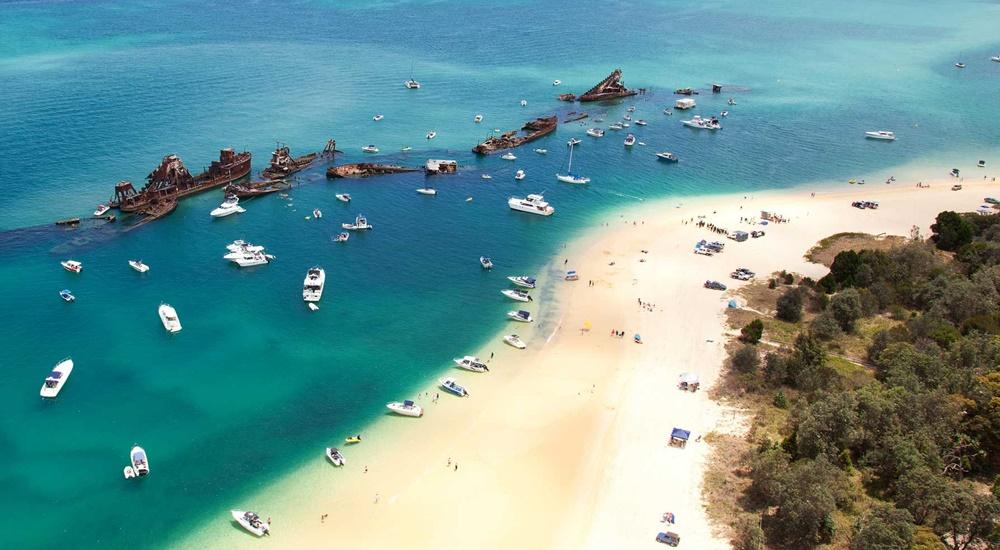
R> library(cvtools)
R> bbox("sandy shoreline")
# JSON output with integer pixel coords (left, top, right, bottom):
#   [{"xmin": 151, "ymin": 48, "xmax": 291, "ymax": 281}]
[{"xmin": 181, "ymin": 169, "xmax": 998, "ymax": 549}]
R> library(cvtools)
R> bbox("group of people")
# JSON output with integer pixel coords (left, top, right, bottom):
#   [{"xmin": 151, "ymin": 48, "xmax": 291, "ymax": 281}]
[{"xmin": 695, "ymin": 220, "xmax": 729, "ymax": 235}]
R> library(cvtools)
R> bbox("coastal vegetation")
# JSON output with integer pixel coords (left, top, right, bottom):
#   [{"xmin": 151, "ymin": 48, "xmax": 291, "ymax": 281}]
[{"xmin": 708, "ymin": 213, "xmax": 1000, "ymax": 549}]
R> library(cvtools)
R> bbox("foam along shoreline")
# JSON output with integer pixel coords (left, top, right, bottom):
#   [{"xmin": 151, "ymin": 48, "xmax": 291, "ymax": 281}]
[{"xmin": 181, "ymin": 169, "xmax": 998, "ymax": 549}]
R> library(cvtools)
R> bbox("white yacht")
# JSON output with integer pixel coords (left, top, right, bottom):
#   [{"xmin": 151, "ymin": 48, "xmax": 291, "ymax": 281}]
[
  {"xmin": 865, "ymin": 130, "xmax": 896, "ymax": 141},
  {"xmin": 608, "ymin": 122, "xmax": 624, "ymax": 131},
  {"xmin": 453, "ymin": 355, "xmax": 489, "ymax": 373},
  {"xmin": 404, "ymin": 79, "xmax": 421, "ymax": 89},
  {"xmin": 557, "ymin": 142, "xmax": 590, "ymax": 184},
  {"xmin": 158, "ymin": 303, "xmax": 182, "ymax": 333},
  {"xmin": 231, "ymin": 510, "xmax": 270, "ymax": 537},
  {"xmin": 61, "ymin": 260, "xmax": 83, "ymax": 273},
  {"xmin": 682, "ymin": 115, "xmax": 722, "ymax": 130},
  {"xmin": 426, "ymin": 131, "xmax": 437, "ymax": 140},
  {"xmin": 552, "ymin": 79, "xmax": 562, "ymax": 86},
  {"xmin": 128, "ymin": 260, "xmax": 150, "ymax": 273},
  {"xmin": 229, "ymin": 252, "xmax": 271, "ymax": 267},
  {"xmin": 416, "ymin": 187, "xmax": 437, "ymax": 195},
  {"xmin": 657, "ymin": 151, "xmax": 679, "ymax": 162},
  {"xmin": 508, "ymin": 194, "xmax": 555, "ymax": 216},
  {"xmin": 386, "ymin": 400, "xmax": 423, "ymax": 417},
  {"xmin": 586, "ymin": 128, "xmax": 605, "ymax": 138},
  {"xmin": 210, "ymin": 196, "xmax": 246, "ymax": 218},
  {"xmin": 342, "ymin": 215, "xmax": 373, "ymax": 230},
  {"xmin": 503, "ymin": 334, "xmax": 526, "ymax": 349},
  {"xmin": 566, "ymin": 137, "xmax": 582, "ymax": 146},
  {"xmin": 40, "ymin": 358, "xmax": 74, "ymax": 398},
  {"xmin": 224, "ymin": 241, "xmax": 265, "ymax": 255},
  {"xmin": 514, "ymin": 169, "xmax": 525, "ymax": 180},
  {"xmin": 362, "ymin": 145, "xmax": 379, "ymax": 153},
  {"xmin": 303, "ymin": 267, "xmax": 325, "ymax": 302},
  {"xmin": 501, "ymin": 289, "xmax": 532, "ymax": 302},
  {"xmin": 474, "ymin": 114, "xmax": 484, "ymax": 123},
  {"xmin": 326, "ymin": 447, "xmax": 345, "ymax": 466},
  {"xmin": 131, "ymin": 445, "xmax": 150, "ymax": 477},
  {"xmin": 501, "ymin": 152, "xmax": 517, "ymax": 161},
  {"xmin": 534, "ymin": 148, "xmax": 547, "ymax": 154},
  {"xmin": 624, "ymin": 133, "xmax": 637, "ymax": 147},
  {"xmin": 335, "ymin": 193, "xmax": 351, "ymax": 203},
  {"xmin": 372, "ymin": 114, "xmax": 384, "ymax": 122},
  {"xmin": 507, "ymin": 310, "xmax": 534, "ymax": 322},
  {"xmin": 507, "ymin": 275, "xmax": 536, "ymax": 288},
  {"xmin": 94, "ymin": 204, "xmax": 110, "ymax": 217},
  {"xmin": 440, "ymin": 377, "xmax": 469, "ymax": 397}
]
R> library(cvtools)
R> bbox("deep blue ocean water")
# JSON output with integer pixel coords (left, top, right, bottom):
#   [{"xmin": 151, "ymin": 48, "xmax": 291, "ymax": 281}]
[{"xmin": 1, "ymin": 0, "xmax": 999, "ymax": 547}]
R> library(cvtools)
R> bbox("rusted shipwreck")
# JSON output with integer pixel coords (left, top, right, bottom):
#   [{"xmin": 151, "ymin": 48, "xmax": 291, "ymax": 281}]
[
  {"xmin": 262, "ymin": 144, "xmax": 319, "ymax": 180},
  {"xmin": 110, "ymin": 148, "xmax": 251, "ymax": 218},
  {"xmin": 472, "ymin": 115, "xmax": 557, "ymax": 155},
  {"xmin": 225, "ymin": 178, "xmax": 291, "ymax": 198},
  {"xmin": 568, "ymin": 68, "xmax": 638, "ymax": 103},
  {"xmin": 326, "ymin": 163, "xmax": 419, "ymax": 179}
]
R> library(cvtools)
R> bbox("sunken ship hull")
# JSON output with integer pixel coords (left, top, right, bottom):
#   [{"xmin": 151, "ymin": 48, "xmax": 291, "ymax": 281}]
[
  {"xmin": 326, "ymin": 163, "xmax": 419, "ymax": 179},
  {"xmin": 261, "ymin": 145, "xmax": 318, "ymax": 180},
  {"xmin": 225, "ymin": 179, "xmax": 291, "ymax": 198},
  {"xmin": 472, "ymin": 115, "xmax": 558, "ymax": 155},
  {"xmin": 578, "ymin": 68, "xmax": 637, "ymax": 102}
]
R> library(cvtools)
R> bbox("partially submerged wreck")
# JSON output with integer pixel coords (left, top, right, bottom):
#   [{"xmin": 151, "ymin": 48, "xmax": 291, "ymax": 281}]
[
  {"xmin": 262, "ymin": 144, "xmax": 318, "ymax": 180},
  {"xmin": 578, "ymin": 68, "xmax": 637, "ymax": 102},
  {"xmin": 326, "ymin": 163, "xmax": 419, "ymax": 179},
  {"xmin": 425, "ymin": 159, "xmax": 457, "ymax": 175},
  {"xmin": 225, "ymin": 179, "xmax": 291, "ymax": 198},
  {"xmin": 471, "ymin": 115, "xmax": 558, "ymax": 155}
]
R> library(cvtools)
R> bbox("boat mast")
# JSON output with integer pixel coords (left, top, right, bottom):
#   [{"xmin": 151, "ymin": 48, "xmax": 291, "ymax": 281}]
[{"xmin": 567, "ymin": 142, "xmax": 575, "ymax": 175}]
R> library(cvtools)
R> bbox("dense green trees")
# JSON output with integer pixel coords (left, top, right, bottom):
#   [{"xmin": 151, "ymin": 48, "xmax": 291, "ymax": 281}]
[
  {"xmin": 850, "ymin": 503, "xmax": 914, "ymax": 550},
  {"xmin": 740, "ymin": 319, "xmax": 764, "ymax": 344},
  {"xmin": 931, "ymin": 211, "xmax": 975, "ymax": 251},
  {"xmin": 776, "ymin": 287, "xmax": 804, "ymax": 322}
]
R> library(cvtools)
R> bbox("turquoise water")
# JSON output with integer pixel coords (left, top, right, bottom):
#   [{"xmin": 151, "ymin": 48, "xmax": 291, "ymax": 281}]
[{"xmin": 1, "ymin": 0, "xmax": 999, "ymax": 547}]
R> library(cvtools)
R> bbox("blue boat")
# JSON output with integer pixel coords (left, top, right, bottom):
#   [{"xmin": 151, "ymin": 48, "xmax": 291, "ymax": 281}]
[
  {"xmin": 59, "ymin": 289, "xmax": 75, "ymax": 302},
  {"xmin": 439, "ymin": 377, "xmax": 469, "ymax": 397}
]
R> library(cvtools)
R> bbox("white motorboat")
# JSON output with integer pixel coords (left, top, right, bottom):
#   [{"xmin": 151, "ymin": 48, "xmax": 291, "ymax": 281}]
[
  {"xmin": 59, "ymin": 289, "xmax": 75, "ymax": 302},
  {"xmin": 40, "ymin": 358, "xmax": 74, "ymax": 398},
  {"xmin": 657, "ymin": 151, "xmax": 679, "ymax": 162},
  {"xmin": 362, "ymin": 145, "xmax": 379, "ymax": 153},
  {"xmin": 520, "ymin": 99, "xmax": 528, "ymax": 107},
  {"xmin": 386, "ymin": 400, "xmax": 423, "ymax": 417},
  {"xmin": 954, "ymin": 62, "xmax": 965, "ymax": 68},
  {"xmin": 682, "ymin": 115, "xmax": 722, "ymax": 130},
  {"xmin": 426, "ymin": 131, "xmax": 437, "ymax": 140},
  {"xmin": 342, "ymin": 215, "xmax": 373, "ymax": 230},
  {"xmin": 231, "ymin": 510, "xmax": 270, "ymax": 537},
  {"xmin": 440, "ymin": 377, "xmax": 469, "ymax": 397},
  {"xmin": 635, "ymin": 119, "xmax": 648, "ymax": 126},
  {"xmin": 131, "ymin": 445, "xmax": 150, "ymax": 477},
  {"xmin": 503, "ymin": 334, "xmax": 526, "ymax": 349},
  {"xmin": 623, "ymin": 114, "xmax": 632, "ymax": 121},
  {"xmin": 865, "ymin": 130, "xmax": 896, "ymax": 141},
  {"xmin": 94, "ymin": 204, "xmax": 110, "ymax": 217},
  {"xmin": 501, "ymin": 289, "xmax": 532, "ymax": 302},
  {"xmin": 586, "ymin": 128, "xmax": 605, "ymax": 138},
  {"xmin": 480, "ymin": 256, "xmax": 493, "ymax": 270},
  {"xmin": 727, "ymin": 97, "xmax": 736, "ymax": 105},
  {"xmin": 624, "ymin": 133, "xmax": 636, "ymax": 147},
  {"xmin": 507, "ymin": 275, "xmax": 536, "ymax": 288},
  {"xmin": 627, "ymin": 105, "xmax": 636, "ymax": 112},
  {"xmin": 401, "ymin": 146, "xmax": 412, "ymax": 152},
  {"xmin": 158, "ymin": 303, "xmax": 182, "ymax": 333},
  {"xmin": 335, "ymin": 193, "xmax": 351, "ymax": 203},
  {"xmin": 124, "ymin": 466, "xmax": 136, "ymax": 479},
  {"xmin": 566, "ymin": 138, "xmax": 582, "ymax": 146},
  {"xmin": 621, "ymin": 122, "xmax": 630, "ymax": 128},
  {"xmin": 325, "ymin": 447, "xmax": 346, "ymax": 466},
  {"xmin": 608, "ymin": 122, "xmax": 624, "ymax": 131},
  {"xmin": 333, "ymin": 232, "xmax": 350, "ymax": 243},
  {"xmin": 307, "ymin": 303, "xmax": 319, "ymax": 311},
  {"xmin": 129, "ymin": 260, "xmax": 150, "ymax": 273},
  {"xmin": 416, "ymin": 187, "xmax": 437, "ymax": 195},
  {"xmin": 227, "ymin": 240, "xmax": 264, "ymax": 253},
  {"xmin": 507, "ymin": 309, "xmax": 534, "ymax": 322},
  {"xmin": 372, "ymin": 114, "xmax": 383, "ymax": 121},
  {"xmin": 514, "ymin": 169, "xmax": 525, "ymax": 180},
  {"xmin": 992, "ymin": 55, "xmax": 1000, "ymax": 62},
  {"xmin": 534, "ymin": 148, "xmax": 547, "ymax": 154},
  {"xmin": 663, "ymin": 108, "xmax": 674, "ymax": 115},
  {"xmin": 404, "ymin": 79, "xmax": 421, "ymax": 89},
  {"xmin": 230, "ymin": 252, "xmax": 271, "ymax": 267},
  {"xmin": 303, "ymin": 266, "xmax": 325, "ymax": 302},
  {"xmin": 508, "ymin": 193, "xmax": 555, "ymax": 216},
  {"xmin": 501, "ymin": 152, "xmax": 517, "ymax": 161},
  {"xmin": 453, "ymin": 355, "xmax": 489, "ymax": 373},
  {"xmin": 210, "ymin": 196, "xmax": 246, "ymax": 218},
  {"xmin": 61, "ymin": 260, "xmax": 83, "ymax": 273},
  {"xmin": 474, "ymin": 114, "xmax": 483, "ymax": 123},
  {"xmin": 720, "ymin": 111, "xmax": 729, "ymax": 117},
  {"xmin": 312, "ymin": 208, "xmax": 322, "ymax": 218},
  {"xmin": 552, "ymin": 79, "xmax": 562, "ymax": 86},
  {"xmin": 481, "ymin": 173, "xmax": 492, "ymax": 180},
  {"xmin": 557, "ymin": 142, "xmax": 590, "ymax": 184}
]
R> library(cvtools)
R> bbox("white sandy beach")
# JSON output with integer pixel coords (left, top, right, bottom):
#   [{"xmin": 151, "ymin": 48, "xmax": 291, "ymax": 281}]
[{"xmin": 182, "ymin": 171, "xmax": 998, "ymax": 549}]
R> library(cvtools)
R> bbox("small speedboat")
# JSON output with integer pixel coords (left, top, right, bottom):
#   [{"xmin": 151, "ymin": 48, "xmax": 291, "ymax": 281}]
[
  {"xmin": 682, "ymin": 115, "xmax": 722, "ymax": 130},
  {"xmin": 401, "ymin": 146, "xmax": 412, "ymax": 152},
  {"xmin": 325, "ymin": 447, "xmax": 346, "ymax": 466},
  {"xmin": 313, "ymin": 208, "xmax": 322, "ymax": 218},
  {"xmin": 635, "ymin": 119, "xmax": 648, "ymax": 126},
  {"xmin": 501, "ymin": 152, "xmax": 517, "ymax": 161},
  {"xmin": 720, "ymin": 111, "xmax": 729, "ymax": 117},
  {"xmin": 566, "ymin": 138, "xmax": 582, "ymax": 146},
  {"xmin": 129, "ymin": 260, "xmax": 150, "ymax": 273},
  {"xmin": 992, "ymin": 55, "xmax": 1000, "ymax": 62},
  {"xmin": 507, "ymin": 275, "xmax": 537, "ymax": 288},
  {"xmin": 61, "ymin": 260, "xmax": 82, "ymax": 273},
  {"xmin": 416, "ymin": 187, "xmax": 437, "ymax": 195},
  {"xmin": 657, "ymin": 151, "xmax": 679, "ymax": 162},
  {"xmin": 552, "ymin": 79, "xmax": 562, "ymax": 86},
  {"xmin": 520, "ymin": 99, "xmax": 528, "ymax": 107},
  {"xmin": 503, "ymin": 334, "xmax": 526, "ymax": 349},
  {"xmin": 404, "ymin": 79, "xmax": 421, "ymax": 89},
  {"xmin": 426, "ymin": 131, "xmax": 437, "ymax": 140},
  {"xmin": 627, "ymin": 105, "xmax": 636, "ymax": 112},
  {"xmin": 386, "ymin": 400, "xmax": 423, "ymax": 417},
  {"xmin": 955, "ymin": 62, "xmax": 966, "ymax": 68},
  {"xmin": 131, "ymin": 445, "xmax": 150, "ymax": 477},
  {"xmin": 345, "ymin": 435, "xmax": 362, "ymax": 444},
  {"xmin": 94, "ymin": 204, "xmax": 110, "ymax": 217},
  {"xmin": 481, "ymin": 173, "xmax": 492, "ymax": 180},
  {"xmin": 501, "ymin": 289, "xmax": 532, "ymax": 302},
  {"xmin": 534, "ymin": 148, "xmax": 547, "ymax": 155},
  {"xmin": 372, "ymin": 114, "xmax": 384, "ymax": 122},
  {"xmin": 59, "ymin": 289, "xmax": 75, "ymax": 302},
  {"xmin": 727, "ymin": 97, "xmax": 736, "ymax": 105},
  {"xmin": 623, "ymin": 114, "xmax": 632, "ymax": 121},
  {"xmin": 480, "ymin": 256, "xmax": 493, "ymax": 270},
  {"xmin": 342, "ymin": 215, "xmax": 373, "ymax": 230},
  {"xmin": 231, "ymin": 510, "xmax": 270, "ymax": 537},
  {"xmin": 865, "ymin": 130, "xmax": 896, "ymax": 141},
  {"xmin": 307, "ymin": 303, "xmax": 319, "ymax": 311},
  {"xmin": 40, "ymin": 358, "xmax": 74, "ymax": 398},
  {"xmin": 333, "ymin": 232, "xmax": 350, "ymax": 243},
  {"xmin": 624, "ymin": 133, "xmax": 636, "ymax": 147},
  {"xmin": 474, "ymin": 114, "xmax": 484, "ymax": 123},
  {"xmin": 439, "ymin": 377, "xmax": 469, "ymax": 397},
  {"xmin": 362, "ymin": 145, "xmax": 379, "ymax": 153},
  {"xmin": 453, "ymin": 355, "xmax": 488, "ymax": 373},
  {"xmin": 586, "ymin": 128, "xmax": 605, "ymax": 138},
  {"xmin": 514, "ymin": 169, "xmax": 525, "ymax": 180},
  {"xmin": 507, "ymin": 310, "xmax": 533, "ymax": 322},
  {"xmin": 608, "ymin": 122, "xmax": 624, "ymax": 131},
  {"xmin": 335, "ymin": 193, "xmax": 351, "ymax": 203},
  {"xmin": 158, "ymin": 303, "xmax": 182, "ymax": 333}
]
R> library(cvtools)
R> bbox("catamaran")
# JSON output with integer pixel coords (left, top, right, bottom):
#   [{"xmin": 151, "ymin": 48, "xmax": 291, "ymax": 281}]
[
  {"xmin": 453, "ymin": 355, "xmax": 489, "ymax": 373},
  {"xmin": 439, "ymin": 377, "xmax": 469, "ymax": 397},
  {"xmin": 556, "ymin": 142, "xmax": 590, "ymax": 184},
  {"xmin": 508, "ymin": 194, "xmax": 555, "ymax": 216},
  {"xmin": 231, "ymin": 510, "xmax": 270, "ymax": 537},
  {"xmin": 386, "ymin": 400, "xmax": 423, "ymax": 417},
  {"xmin": 501, "ymin": 289, "xmax": 532, "ymax": 302},
  {"xmin": 507, "ymin": 275, "xmax": 537, "ymax": 289},
  {"xmin": 303, "ymin": 267, "xmax": 325, "ymax": 302},
  {"xmin": 507, "ymin": 310, "xmax": 534, "ymax": 322},
  {"xmin": 158, "ymin": 303, "xmax": 182, "ymax": 333},
  {"xmin": 40, "ymin": 358, "xmax": 74, "ymax": 398}
]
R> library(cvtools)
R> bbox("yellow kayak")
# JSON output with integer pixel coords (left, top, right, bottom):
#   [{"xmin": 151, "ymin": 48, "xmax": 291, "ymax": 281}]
[{"xmin": 345, "ymin": 435, "xmax": 362, "ymax": 445}]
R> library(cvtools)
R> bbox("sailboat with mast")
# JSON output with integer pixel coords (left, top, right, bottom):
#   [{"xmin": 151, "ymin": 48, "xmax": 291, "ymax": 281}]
[
  {"xmin": 404, "ymin": 62, "xmax": 421, "ymax": 89},
  {"xmin": 556, "ymin": 142, "xmax": 590, "ymax": 184}
]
